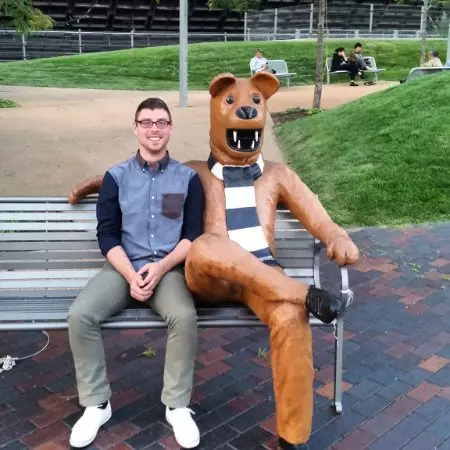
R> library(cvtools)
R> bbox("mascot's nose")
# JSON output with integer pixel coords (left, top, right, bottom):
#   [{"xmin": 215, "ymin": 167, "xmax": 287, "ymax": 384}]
[{"xmin": 235, "ymin": 106, "xmax": 258, "ymax": 120}]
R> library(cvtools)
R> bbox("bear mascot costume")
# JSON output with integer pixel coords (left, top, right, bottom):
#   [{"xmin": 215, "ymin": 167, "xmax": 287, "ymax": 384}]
[{"xmin": 68, "ymin": 71, "xmax": 359, "ymax": 449}]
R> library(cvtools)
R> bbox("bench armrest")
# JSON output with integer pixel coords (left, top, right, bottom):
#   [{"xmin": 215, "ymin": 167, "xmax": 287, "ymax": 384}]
[{"xmin": 313, "ymin": 239, "xmax": 354, "ymax": 309}]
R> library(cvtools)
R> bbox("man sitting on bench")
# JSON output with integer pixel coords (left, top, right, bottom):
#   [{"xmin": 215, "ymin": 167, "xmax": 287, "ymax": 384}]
[
  {"xmin": 67, "ymin": 98, "xmax": 205, "ymax": 449},
  {"xmin": 348, "ymin": 42, "xmax": 376, "ymax": 86},
  {"xmin": 250, "ymin": 48, "xmax": 273, "ymax": 74}
]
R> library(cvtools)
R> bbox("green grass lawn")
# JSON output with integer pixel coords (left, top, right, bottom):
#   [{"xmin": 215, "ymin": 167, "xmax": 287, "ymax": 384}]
[
  {"xmin": 0, "ymin": 99, "xmax": 18, "ymax": 107},
  {"xmin": 274, "ymin": 71, "xmax": 450, "ymax": 227},
  {"xmin": 0, "ymin": 39, "xmax": 446, "ymax": 90}
]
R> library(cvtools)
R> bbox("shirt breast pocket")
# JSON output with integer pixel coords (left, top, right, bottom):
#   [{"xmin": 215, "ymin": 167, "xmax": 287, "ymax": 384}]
[{"xmin": 161, "ymin": 193, "xmax": 185, "ymax": 219}]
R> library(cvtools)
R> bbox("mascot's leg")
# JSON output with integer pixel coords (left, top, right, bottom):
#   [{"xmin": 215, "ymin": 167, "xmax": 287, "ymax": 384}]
[
  {"xmin": 185, "ymin": 234, "xmax": 309, "ymax": 305},
  {"xmin": 246, "ymin": 291, "xmax": 313, "ymax": 448},
  {"xmin": 186, "ymin": 234, "xmax": 342, "ymax": 324}
]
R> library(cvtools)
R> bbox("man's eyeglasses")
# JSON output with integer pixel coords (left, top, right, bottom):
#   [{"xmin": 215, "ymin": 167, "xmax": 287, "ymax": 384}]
[{"xmin": 136, "ymin": 119, "xmax": 171, "ymax": 129}]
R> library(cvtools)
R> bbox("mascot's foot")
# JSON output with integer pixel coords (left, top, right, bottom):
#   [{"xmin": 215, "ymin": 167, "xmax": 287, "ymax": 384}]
[
  {"xmin": 306, "ymin": 286, "xmax": 343, "ymax": 324},
  {"xmin": 278, "ymin": 437, "xmax": 308, "ymax": 449}
]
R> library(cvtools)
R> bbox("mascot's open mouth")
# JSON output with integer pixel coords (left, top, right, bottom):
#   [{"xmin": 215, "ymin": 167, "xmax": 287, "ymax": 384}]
[{"xmin": 226, "ymin": 129, "xmax": 262, "ymax": 152}]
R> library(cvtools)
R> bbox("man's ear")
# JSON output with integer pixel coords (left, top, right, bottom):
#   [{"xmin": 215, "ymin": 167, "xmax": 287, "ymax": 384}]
[
  {"xmin": 250, "ymin": 72, "xmax": 280, "ymax": 99},
  {"xmin": 209, "ymin": 73, "xmax": 236, "ymax": 97}
]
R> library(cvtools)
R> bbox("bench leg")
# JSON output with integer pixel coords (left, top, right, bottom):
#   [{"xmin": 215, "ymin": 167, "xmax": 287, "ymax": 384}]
[
  {"xmin": 332, "ymin": 317, "xmax": 344, "ymax": 414},
  {"xmin": 287, "ymin": 77, "xmax": 290, "ymax": 87},
  {"xmin": 327, "ymin": 72, "xmax": 330, "ymax": 84}
]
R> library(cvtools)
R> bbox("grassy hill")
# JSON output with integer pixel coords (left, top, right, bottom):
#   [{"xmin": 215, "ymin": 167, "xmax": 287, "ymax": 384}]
[
  {"xmin": 0, "ymin": 39, "xmax": 446, "ymax": 90},
  {"xmin": 274, "ymin": 71, "xmax": 450, "ymax": 227}
]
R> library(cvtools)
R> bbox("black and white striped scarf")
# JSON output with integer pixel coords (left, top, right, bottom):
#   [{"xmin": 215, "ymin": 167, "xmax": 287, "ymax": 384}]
[{"xmin": 208, "ymin": 153, "xmax": 280, "ymax": 267}]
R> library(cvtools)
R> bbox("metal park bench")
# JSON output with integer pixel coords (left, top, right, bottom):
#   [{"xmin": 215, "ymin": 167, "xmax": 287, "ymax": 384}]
[
  {"xmin": 325, "ymin": 56, "xmax": 386, "ymax": 84},
  {"xmin": 405, "ymin": 66, "xmax": 450, "ymax": 83},
  {"xmin": 0, "ymin": 197, "xmax": 353, "ymax": 414},
  {"xmin": 251, "ymin": 59, "xmax": 297, "ymax": 87}
]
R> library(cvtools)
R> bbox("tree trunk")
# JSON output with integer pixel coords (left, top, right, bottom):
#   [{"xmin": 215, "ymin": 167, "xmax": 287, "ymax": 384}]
[
  {"xmin": 313, "ymin": 0, "xmax": 326, "ymax": 109},
  {"xmin": 420, "ymin": 0, "xmax": 429, "ymax": 65}
]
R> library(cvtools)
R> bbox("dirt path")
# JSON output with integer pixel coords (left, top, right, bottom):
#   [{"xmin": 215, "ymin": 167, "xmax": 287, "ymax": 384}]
[{"xmin": 0, "ymin": 82, "xmax": 393, "ymax": 196}]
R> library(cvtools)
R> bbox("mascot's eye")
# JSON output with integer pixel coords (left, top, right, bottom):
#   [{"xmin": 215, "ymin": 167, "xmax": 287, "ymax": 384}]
[
  {"xmin": 226, "ymin": 95, "xmax": 234, "ymax": 104},
  {"xmin": 252, "ymin": 94, "xmax": 261, "ymax": 104}
]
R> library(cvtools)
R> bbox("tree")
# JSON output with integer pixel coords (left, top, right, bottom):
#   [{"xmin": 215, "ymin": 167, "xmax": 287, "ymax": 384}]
[
  {"xmin": 0, "ymin": 0, "xmax": 54, "ymax": 32},
  {"xmin": 313, "ymin": 0, "xmax": 326, "ymax": 109},
  {"xmin": 207, "ymin": 0, "xmax": 261, "ymax": 12}
]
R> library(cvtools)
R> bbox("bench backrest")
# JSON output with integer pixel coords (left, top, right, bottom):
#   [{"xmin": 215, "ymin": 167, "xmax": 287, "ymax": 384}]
[
  {"xmin": 250, "ymin": 59, "xmax": 289, "ymax": 76},
  {"xmin": 326, "ymin": 55, "xmax": 377, "ymax": 71},
  {"xmin": 0, "ymin": 197, "xmax": 317, "ymax": 303},
  {"xmin": 268, "ymin": 59, "xmax": 289, "ymax": 74},
  {"xmin": 406, "ymin": 66, "xmax": 450, "ymax": 82}
]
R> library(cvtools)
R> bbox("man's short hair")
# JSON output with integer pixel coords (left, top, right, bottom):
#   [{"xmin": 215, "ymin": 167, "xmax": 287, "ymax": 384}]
[
  {"xmin": 336, "ymin": 47, "xmax": 345, "ymax": 52},
  {"xmin": 430, "ymin": 49, "xmax": 439, "ymax": 57},
  {"xmin": 135, "ymin": 98, "xmax": 172, "ymax": 122},
  {"xmin": 354, "ymin": 42, "xmax": 362, "ymax": 48},
  {"xmin": 256, "ymin": 48, "xmax": 263, "ymax": 53}
]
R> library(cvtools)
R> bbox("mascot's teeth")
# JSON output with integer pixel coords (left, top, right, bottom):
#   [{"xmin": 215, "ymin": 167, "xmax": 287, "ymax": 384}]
[
  {"xmin": 233, "ymin": 131, "xmax": 237, "ymax": 142},
  {"xmin": 255, "ymin": 131, "xmax": 259, "ymax": 141},
  {"xmin": 237, "ymin": 140, "xmax": 241, "ymax": 149},
  {"xmin": 251, "ymin": 140, "xmax": 255, "ymax": 149}
]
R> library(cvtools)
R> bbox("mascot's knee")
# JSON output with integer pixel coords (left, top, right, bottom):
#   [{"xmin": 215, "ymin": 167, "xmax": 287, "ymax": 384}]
[{"xmin": 269, "ymin": 302, "xmax": 307, "ymax": 330}]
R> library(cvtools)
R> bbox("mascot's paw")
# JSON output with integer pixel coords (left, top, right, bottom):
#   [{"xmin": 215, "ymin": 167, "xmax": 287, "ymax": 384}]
[
  {"xmin": 306, "ymin": 286, "xmax": 344, "ymax": 324},
  {"xmin": 327, "ymin": 236, "xmax": 359, "ymax": 266},
  {"xmin": 278, "ymin": 437, "xmax": 308, "ymax": 449}
]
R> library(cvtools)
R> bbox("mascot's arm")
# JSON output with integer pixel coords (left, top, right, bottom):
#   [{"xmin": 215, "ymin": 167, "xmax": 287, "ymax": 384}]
[
  {"xmin": 68, "ymin": 175, "xmax": 104, "ymax": 204},
  {"xmin": 277, "ymin": 165, "xmax": 359, "ymax": 265}
]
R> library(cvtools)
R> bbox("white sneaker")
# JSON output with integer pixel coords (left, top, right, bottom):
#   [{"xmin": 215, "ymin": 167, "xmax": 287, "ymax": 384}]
[
  {"xmin": 165, "ymin": 406, "xmax": 200, "ymax": 448},
  {"xmin": 70, "ymin": 401, "xmax": 112, "ymax": 448}
]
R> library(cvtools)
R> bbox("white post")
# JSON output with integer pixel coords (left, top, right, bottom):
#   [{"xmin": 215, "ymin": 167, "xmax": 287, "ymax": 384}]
[
  {"xmin": 274, "ymin": 8, "xmax": 278, "ymax": 36},
  {"xmin": 447, "ymin": 20, "xmax": 450, "ymax": 64},
  {"xmin": 21, "ymin": 33, "xmax": 26, "ymax": 60},
  {"xmin": 355, "ymin": 29, "xmax": 360, "ymax": 38},
  {"xmin": 224, "ymin": 32, "xmax": 228, "ymax": 42},
  {"xmin": 248, "ymin": 27, "xmax": 251, "ymax": 41},
  {"xmin": 179, "ymin": 0, "xmax": 188, "ymax": 108},
  {"xmin": 130, "ymin": 28, "xmax": 134, "ymax": 48},
  {"xmin": 295, "ymin": 28, "xmax": 300, "ymax": 39},
  {"xmin": 369, "ymin": 4, "xmax": 374, "ymax": 33},
  {"xmin": 78, "ymin": 29, "xmax": 82, "ymax": 54},
  {"xmin": 244, "ymin": 12, "xmax": 248, "ymax": 41},
  {"xmin": 393, "ymin": 29, "xmax": 398, "ymax": 39},
  {"xmin": 309, "ymin": 3, "xmax": 314, "ymax": 35}
]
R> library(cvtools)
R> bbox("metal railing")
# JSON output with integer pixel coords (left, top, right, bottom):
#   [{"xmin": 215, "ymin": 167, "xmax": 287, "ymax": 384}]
[{"xmin": 0, "ymin": 28, "xmax": 446, "ymax": 62}]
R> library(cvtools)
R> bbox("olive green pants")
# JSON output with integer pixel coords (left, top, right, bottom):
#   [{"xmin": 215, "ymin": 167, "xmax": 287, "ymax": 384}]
[{"xmin": 68, "ymin": 263, "xmax": 198, "ymax": 408}]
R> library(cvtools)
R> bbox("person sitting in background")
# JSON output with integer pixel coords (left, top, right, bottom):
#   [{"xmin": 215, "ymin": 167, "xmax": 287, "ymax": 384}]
[
  {"xmin": 423, "ymin": 49, "xmax": 443, "ymax": 67},
  {"xmin": 250, "ymin": 48, "xmax": 272, "ymax": 73},
  {"xmin": 331, "ymin": 47, "xmax": 360, "ymax": 86},
  {"xmin": 348, "ymin": 42, "xmax": 369, "ymax": 72}
]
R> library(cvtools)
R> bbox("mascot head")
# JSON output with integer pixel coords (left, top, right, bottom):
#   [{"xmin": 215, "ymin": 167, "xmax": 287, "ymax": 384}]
[{"xmin": 209, "ymin": 72, "xmax": 280, "ymax": 166}]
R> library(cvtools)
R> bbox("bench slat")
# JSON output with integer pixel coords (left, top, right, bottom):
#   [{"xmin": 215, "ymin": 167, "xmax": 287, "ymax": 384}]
[
  {"xmin": 0, "ymin": 250, "xmax": 102, "ymax": 261},
  {"xmin": 0, "ymin": 222, "xmax": 97, "ymax": 231},
  {"xmin": 0, "ymin": 261, "xmax": 105, "ymax": 270},
  {"xmin": 0, "ymin": 241, "xmax": 99, "ymax": 251},
  {"xmin": 0, "ymin": 231, "xmax": 97, "ymax": 241},
  {"xmin": 0, "ymin": 239, "xmax": 312, "ymax": 252},
  {"xmin": 0, "ymin": 269, "xmax": 100, "ymax": 280},
  {"xmin": 0, "ymin": 203, "xmax": 97, "ymax": 212},
  {"xmin": 0, "ymin": 212, "xmax": 98, "ymax": 221}
]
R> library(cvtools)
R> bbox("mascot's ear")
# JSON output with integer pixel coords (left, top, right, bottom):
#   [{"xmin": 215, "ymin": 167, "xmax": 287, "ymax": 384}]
[
  {"xmin": 250, "ymin": 72, "xmax": 280, "ymax": 100},
  {"xmin": 209, "ymin": 73, "xmax": 237, "ymax": 97}
]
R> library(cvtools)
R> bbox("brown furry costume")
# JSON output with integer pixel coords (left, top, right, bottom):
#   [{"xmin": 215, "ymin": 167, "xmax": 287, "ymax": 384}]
[{"xmin": 68, "ymin": 72, "xmax": 359, "ymax": 448}]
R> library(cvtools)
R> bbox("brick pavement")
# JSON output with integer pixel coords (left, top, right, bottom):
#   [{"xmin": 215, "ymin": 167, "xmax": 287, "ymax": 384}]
[{"xmin": 1, "ymin": 222, "xmax": 449, "ymax": 450}]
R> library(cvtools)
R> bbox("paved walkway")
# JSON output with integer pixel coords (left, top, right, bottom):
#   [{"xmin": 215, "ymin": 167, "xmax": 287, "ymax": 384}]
[
  {"xmin": 0, "ymin": 82, "xmax": 393, "ymax": 196},
  {"xmin": 1, "ymin": 222, "xmax": 449, "ymax": 449}
]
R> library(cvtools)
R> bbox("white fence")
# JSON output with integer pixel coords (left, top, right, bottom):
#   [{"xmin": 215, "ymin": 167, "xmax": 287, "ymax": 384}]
[{"xmin": 1, "ymin": 28, "xmax": 447, "ymax": 62}]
